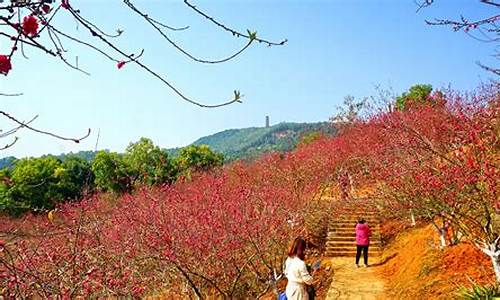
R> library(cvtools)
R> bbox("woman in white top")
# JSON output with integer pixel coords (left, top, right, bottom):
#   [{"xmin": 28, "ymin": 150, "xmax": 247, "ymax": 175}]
[{"xmin": 284, "ymin": 237, "xmax": 314, "ymax": 300}]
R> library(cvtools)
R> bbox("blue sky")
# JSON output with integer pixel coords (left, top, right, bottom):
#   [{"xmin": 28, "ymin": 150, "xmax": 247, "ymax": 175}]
[{"xmin": 0, "ymin": 0, "xmax": 496, "ymax": 158}]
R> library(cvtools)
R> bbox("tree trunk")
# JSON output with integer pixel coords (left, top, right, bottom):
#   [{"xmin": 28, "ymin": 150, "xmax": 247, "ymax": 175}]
[
  {"xmin": 481, "ymin": 241, "xmax": 500, "ymax": 284},
  {"xmin": 490, "ymin": 254, "xmax": 500, "ymax": 284},
  {"xmin": 410, "ymin": 209, "xmax": 416, "ymax": 226},
  {"xmin": 270, "ymin": 268, "xmax": 280, "ymax": 296},
  {"xmin": 430, "ymin": 218, "xmax": 447, "ymax": 248},
  {"xmin": 438, "ymin": 228, "xmax": 447, "ymax": 248}
]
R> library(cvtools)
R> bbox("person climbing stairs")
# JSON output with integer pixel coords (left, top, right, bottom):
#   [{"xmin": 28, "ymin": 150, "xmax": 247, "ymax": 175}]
[{"xmin": 325, "ymin": 199, "xmax": 382, "ymax": 258}]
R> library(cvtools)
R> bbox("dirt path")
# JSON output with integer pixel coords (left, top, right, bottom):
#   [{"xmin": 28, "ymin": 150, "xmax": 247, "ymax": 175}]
[{"xmin": 325, "ymin": 257, "xmax": 386, "ymax": 300}]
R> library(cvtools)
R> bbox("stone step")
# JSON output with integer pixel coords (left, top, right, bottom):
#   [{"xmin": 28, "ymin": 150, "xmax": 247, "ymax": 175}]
[
  {"xmin": 333, "ymin": 219, "xmax": 380, "ymax": 223},
  {"xmin": 326, "ymin": 245, "xmax": 381, "ymax": 251},
  {"xmin": 326, "ymin": 241, "xmax": 381, "ymax": 247},
  {"xmin": 329, "ymin": 225, "xmax": 381, "ymax": 230},
  {"xmin": 328, "ymin": 232, "xmax": 381, "ymax": 238},
  {"xmin": 332, "ymin": 220, "xmax": 380, "ymax": 224},
  {"xmin": 330, "ymin": 226, "xmax": 379, "ymax": 230},
  {"xmin": 333, "ymin": 219, "xmax": 380, "ymax": 224},
  {"xmin": 329, "ymin": 228, "xmax": 380, "ymax": 233},
  {"xmin": 335, "ymin": 211, "xmax": 379, "ymax": 214},
  {"xmin": 334, "ymin": 217, "xmax": 380, "ymax": 220},
  {"xmin": 325, "ymin": 245, "xmax": 382, "ymax": 250},
  {"xmin": 330, "ymin": 228, "xmax": 381, "ymax": 234},
  {"xmin": 326, "ymin": 247, "xmax": 382, "ymax": 252},
  {"xmin": 334, "ymin": 214, "xmax": 379, "ymax": 218},
  {"xmin": 326, "ymin": 249, "xmax": 382, "ymax": 254},
  {"xmin": 329, "ymin": 233, "xmax": 381, "ymax": 239},
  {"xmin": 328, "ymin": 224, "xmax": 381, "ymax": 232},
  {"xmin": 334, "ymin": 211, "xmax": 379, "ymax": 215},
  {"xmin": 324, "ymin": 251, "xmax": 381, "ymax": 257},
  {"xmin": 326, "ymin": 237, "xmax": 381, "ymax": 243},
  {"xmin": 330, "ymin": 230, "xmax": 380, "ymax": 234},
  {"xmin": 325, "ymin": 248, "xmax": 382, "ymax": 253},
  {"xmin": 326, "ymin": 231, "xmax": 380, "ymax": 240},
  {"xmin": 327, "ymin": 235, "xmax": 356, "ymax": 242},
  {"xmin": 325, "ymin": 247, "xmax": 382, "ymax": 252},
  {"xmin": 334, "ymin": 218, "xmax": 379, "ymax": 222}
]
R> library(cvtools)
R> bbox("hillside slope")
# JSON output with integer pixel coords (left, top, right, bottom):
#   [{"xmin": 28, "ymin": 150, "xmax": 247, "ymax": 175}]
[
  {"xmin": 0, "ymin": 122, "xmax": 336, "ymax": 165},
  {"xmin": 378, "ymin": 224, "xmax": 495, "ymax": 299},
  {"xmin": 191, "ymin": 122, "xmax": 336, "ymax": 160}
]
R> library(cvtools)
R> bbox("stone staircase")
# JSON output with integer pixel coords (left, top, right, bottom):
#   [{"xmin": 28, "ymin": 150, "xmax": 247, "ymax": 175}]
[{"xmin": 325, "ymin": 200, "xmax": 382, "ymax": 257}]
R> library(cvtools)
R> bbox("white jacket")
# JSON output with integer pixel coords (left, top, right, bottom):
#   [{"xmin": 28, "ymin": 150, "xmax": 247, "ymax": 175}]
[{"xmin": 284, "ymin": 256, "xmax": 313, "ymax": 300}]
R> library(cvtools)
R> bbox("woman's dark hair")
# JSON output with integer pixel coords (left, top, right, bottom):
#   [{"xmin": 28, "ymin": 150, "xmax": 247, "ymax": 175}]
[
  {"xmin": 358, "ymin": 218, "xmax": 366, "ymax": 224},
  {"xmin": 288, "ymin": 237, "xmax": 307, "ymax": 260}
]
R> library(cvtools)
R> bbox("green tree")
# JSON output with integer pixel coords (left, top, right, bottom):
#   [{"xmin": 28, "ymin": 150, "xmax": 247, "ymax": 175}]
[
  {"xmin": 394, "ymin": 84, "xmax": 433, "ymax": 111},
  {"xmin": 58, "ymin": 156, "xmax": 95, "ymax": 200},
  {"xmin": 91, "ymin": 151, "xmax": 131, "ymax": 193},
  {"xmin": 0, "ymin": 169, "xmax": 27, "ymax": 215},
  {"xmin": 7, "ymin": 157, "xmax": 64, "ymax": 212},
  {"xmin": 299, "ymin": 132, "xmax": 323, "ymax": 146},
  {"xmin": 124, "ymin": 137, "xmax": 177, "ymax": 186},
  {"xmin": 176, "ymin": 145, "xmax": 224, "ymax": 176}
]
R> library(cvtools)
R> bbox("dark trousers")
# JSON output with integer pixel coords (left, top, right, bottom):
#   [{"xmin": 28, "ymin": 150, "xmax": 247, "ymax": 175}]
[{"xmin": 356, "ymin": 245, "xmax": 369, "ymax": 265}]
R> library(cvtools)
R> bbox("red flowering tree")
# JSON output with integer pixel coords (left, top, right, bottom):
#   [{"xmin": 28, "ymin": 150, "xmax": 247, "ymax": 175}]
[
  {"xmin": 352, "ymin": 85, "xmax": 500, "ymax": 281},
  {"xmin": 0, "ymin": 144, "xmax": 335, "ymax": 297}
]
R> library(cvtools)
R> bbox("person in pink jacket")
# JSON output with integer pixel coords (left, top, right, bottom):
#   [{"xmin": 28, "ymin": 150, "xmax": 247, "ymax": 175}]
[{"xmin": 355, "ymin": 218, "xmax": 371, "ymax": 267}]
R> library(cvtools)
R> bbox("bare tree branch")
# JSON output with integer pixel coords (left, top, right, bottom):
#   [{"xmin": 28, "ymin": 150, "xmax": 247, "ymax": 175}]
[
  {"xmin": 183, "ymin": 0, "xmax": 288, "ymax": 46},
  {"xmin": 0, "ymin": 111, "xmax": 91, "ymax": 143},
  {"xmin": 417, "ymin": 0, "xmax": 500, "ymax": 75}
]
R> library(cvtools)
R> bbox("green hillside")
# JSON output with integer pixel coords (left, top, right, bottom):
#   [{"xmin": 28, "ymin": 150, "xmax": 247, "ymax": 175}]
[
  {"xmin": 0, "ymin": 122, "xmax": 335, "ymax": 165},
  {"xmin": 190, "ymin": 122, "xmax": 336, "ymax": 160}
]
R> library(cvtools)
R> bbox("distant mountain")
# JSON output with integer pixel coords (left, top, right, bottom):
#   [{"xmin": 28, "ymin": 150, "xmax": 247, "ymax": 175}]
[
  {"xmin": 0, "ymin": 122, "xmax": 336, "ymax": 166},
  {"xmin": 190, "ymin": 122, "xmax": 336, "ymax": 160}
]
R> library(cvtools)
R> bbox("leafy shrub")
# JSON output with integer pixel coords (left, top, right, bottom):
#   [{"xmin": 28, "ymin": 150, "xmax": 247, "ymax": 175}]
[{"xmin": 458, "ymin": 283, "xmax": 500, "ymax": 299}]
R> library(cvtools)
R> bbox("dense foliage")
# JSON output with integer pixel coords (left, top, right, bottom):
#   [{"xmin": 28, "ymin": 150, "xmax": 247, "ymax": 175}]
[
  {"xmin": 394, "ymin": 84, "xmax": 434, "ymax": 111},
  {"xmin": 0, "ymin": 156, "xmax": 93, "ymax": 216},
  {"xmin": 0, "ymin": 139, "xmax": 223, "ymax": 215}
]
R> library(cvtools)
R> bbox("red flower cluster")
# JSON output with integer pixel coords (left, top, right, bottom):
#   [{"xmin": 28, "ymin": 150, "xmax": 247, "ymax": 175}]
[
  {"xmin": 42, "ymin": 4, "xmax": 51, "ymax": 14},
  {"xmin": 61, "ymin": 0, "xmax": 70, "ymax": 9},
  {"xmin": 0, "ymin": 55, "xmax": 12, "ymax": 75},
  {"xmin": 22, "ymin": 15, "xmax": 39, "ymax": 37},
  {"xmin": 117, "ymin": 61, "xmax": 126, "ymax": 69}
]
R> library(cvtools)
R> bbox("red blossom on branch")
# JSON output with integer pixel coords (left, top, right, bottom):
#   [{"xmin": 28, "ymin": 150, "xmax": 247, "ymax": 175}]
[
  {"xmin": 117, "ymin": 61, "xmax": 126, "ymax": 69},
  {"xmin": 61, "ymin": 0, "xmax": 70, "ymax": 10},
  {"xmin": 42, "ymin": 5, "xmax": 51, "ymax": 14},
  {"xmin": 22, "ymin": 15, "xmax": 39, "ymax": 37},
  {"xmin": 0, "ymin": 55, "xmax": 12, "ymax": 75}
]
